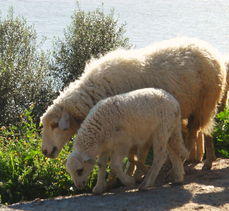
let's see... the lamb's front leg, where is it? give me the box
[134,142,151,182]
[110,147,135,187]
[92,152,109,194]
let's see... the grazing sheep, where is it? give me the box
[66,88,188,192]
[41,37,226,173]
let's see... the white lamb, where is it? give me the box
[66,88,188,193]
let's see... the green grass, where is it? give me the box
[0,107,98,205]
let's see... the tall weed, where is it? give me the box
[0,107,97,204]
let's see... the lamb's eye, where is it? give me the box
[50,122,58,130]
[76,168,84,176]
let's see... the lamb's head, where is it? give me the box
[66,151,95,189]
[40,105,82,158]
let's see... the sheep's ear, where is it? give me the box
[58,111,70,130]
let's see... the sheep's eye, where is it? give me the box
[51,122,58,130]
[76,168,84,176]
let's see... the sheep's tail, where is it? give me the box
[195,52,227,135]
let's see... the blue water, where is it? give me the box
[1,0,229,53]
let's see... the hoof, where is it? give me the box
[107,177,118,189]
[171,181,183,187]
[124,177,135,187]
[138,181,150,191]
[93,184,107,194]
[202,164,212,171]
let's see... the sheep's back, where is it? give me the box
[55,37,226,132]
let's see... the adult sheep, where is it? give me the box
[41,37,226,171]
[66,88,188,192]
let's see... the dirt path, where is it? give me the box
[1,158,229,211]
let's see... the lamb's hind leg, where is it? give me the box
[168,126,188,184]
[139,135,168,190]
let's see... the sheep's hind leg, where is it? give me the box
[196,131,205,162]
[188,131,204,162]
[184,114,200,157]
[202,134,216,170]
[93,152,109,194]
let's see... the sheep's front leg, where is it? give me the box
[110,147,135,187]
[92,152,109,194]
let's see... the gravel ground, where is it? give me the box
[1,158,229,211]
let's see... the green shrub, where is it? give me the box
[51,6,131,89]
[213,107,229,158]
[0,106,99,205]
[0,10,55,126]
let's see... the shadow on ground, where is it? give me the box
[8,185,191,211]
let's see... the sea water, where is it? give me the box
[0,0,229,53]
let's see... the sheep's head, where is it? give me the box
[66,151,95,189]
[40,105,83,158]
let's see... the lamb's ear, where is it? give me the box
[72,117,83,127]
[58,111,70,130]
[75,117,83,125]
